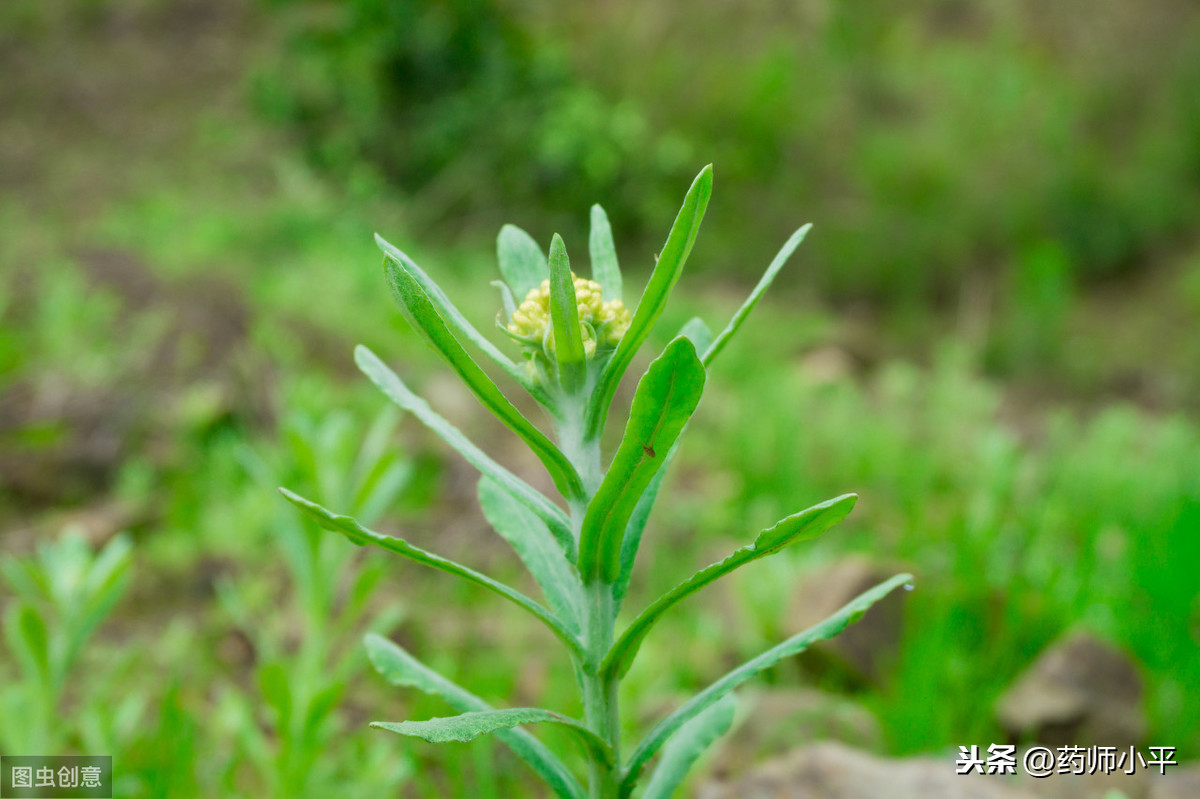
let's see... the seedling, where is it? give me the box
[1,531,132,754]
[281,165,910,798]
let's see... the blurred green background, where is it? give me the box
[1,0,1198,796]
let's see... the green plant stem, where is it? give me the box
[557,392,603,495]
[581,577,620,798]
[559,401,620,798]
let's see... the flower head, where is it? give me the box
[506,274,631,359]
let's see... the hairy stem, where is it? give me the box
[582,577,619,798]
[558,392,619,797]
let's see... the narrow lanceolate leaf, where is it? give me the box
[677,316,714,357]
[589,204,622,301]
[375,234,546,402]
[372,709,614,766]
[478,477,583,632]
[578,337,706,582]
[620,573,913,795]
[279,489,583,659]
[498,224,549,299]
[548,234,586,389]
[586,165,713,440]
[355,345,575,555]
[703,224,811,368]
[493,280,517,319]
[6,605,50,683]
[612,316,712,607]
[604,494,857,679]
[365,634,584,799]
[381,260,583,502]
[641,694,736,799]
[612,457,669,608]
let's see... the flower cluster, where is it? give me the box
[506,273,631,359]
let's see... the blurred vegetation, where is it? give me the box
[2,0,1199,796]
[257,0,1200,302]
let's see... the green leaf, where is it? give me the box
[349,408,409,523]
[84,533,133,597]
[586,165,713,440]
[641,694,736,799]
[65,538,131,681]
[339,560,386,631]
[604,494,857,679]
[612,459,668,609]
[5,604,50,683]
[703,224,811,368]
[578,337,706,582]
[279,489,583,659]
[355,458,412,528]
[548,233,586,387]
[0,558,47,603]
[498,224,549,299]
[365,633,584,799]
[381,258,583,501]
[373,708,613,766]
[478,477,583,632]
[677,317,714,356]
[612,314,712,606]
[589,204,622,301]
[493,280,518,319]
[305,682,345,732]
[376,234,547,402]
[355,345,575,554]
[258,662,292,728]
[620,573,913,795]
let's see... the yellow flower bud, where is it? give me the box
[505,273,631,358]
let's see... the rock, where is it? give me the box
[710,689,884,779]
[699,741,1193,799]
[1150,763,1200,799]
[1010,757,1154,799]
[1006,751,1198,799]
[785,556,908,684]
[996,632,1144,747]
[698,741,1036,799]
